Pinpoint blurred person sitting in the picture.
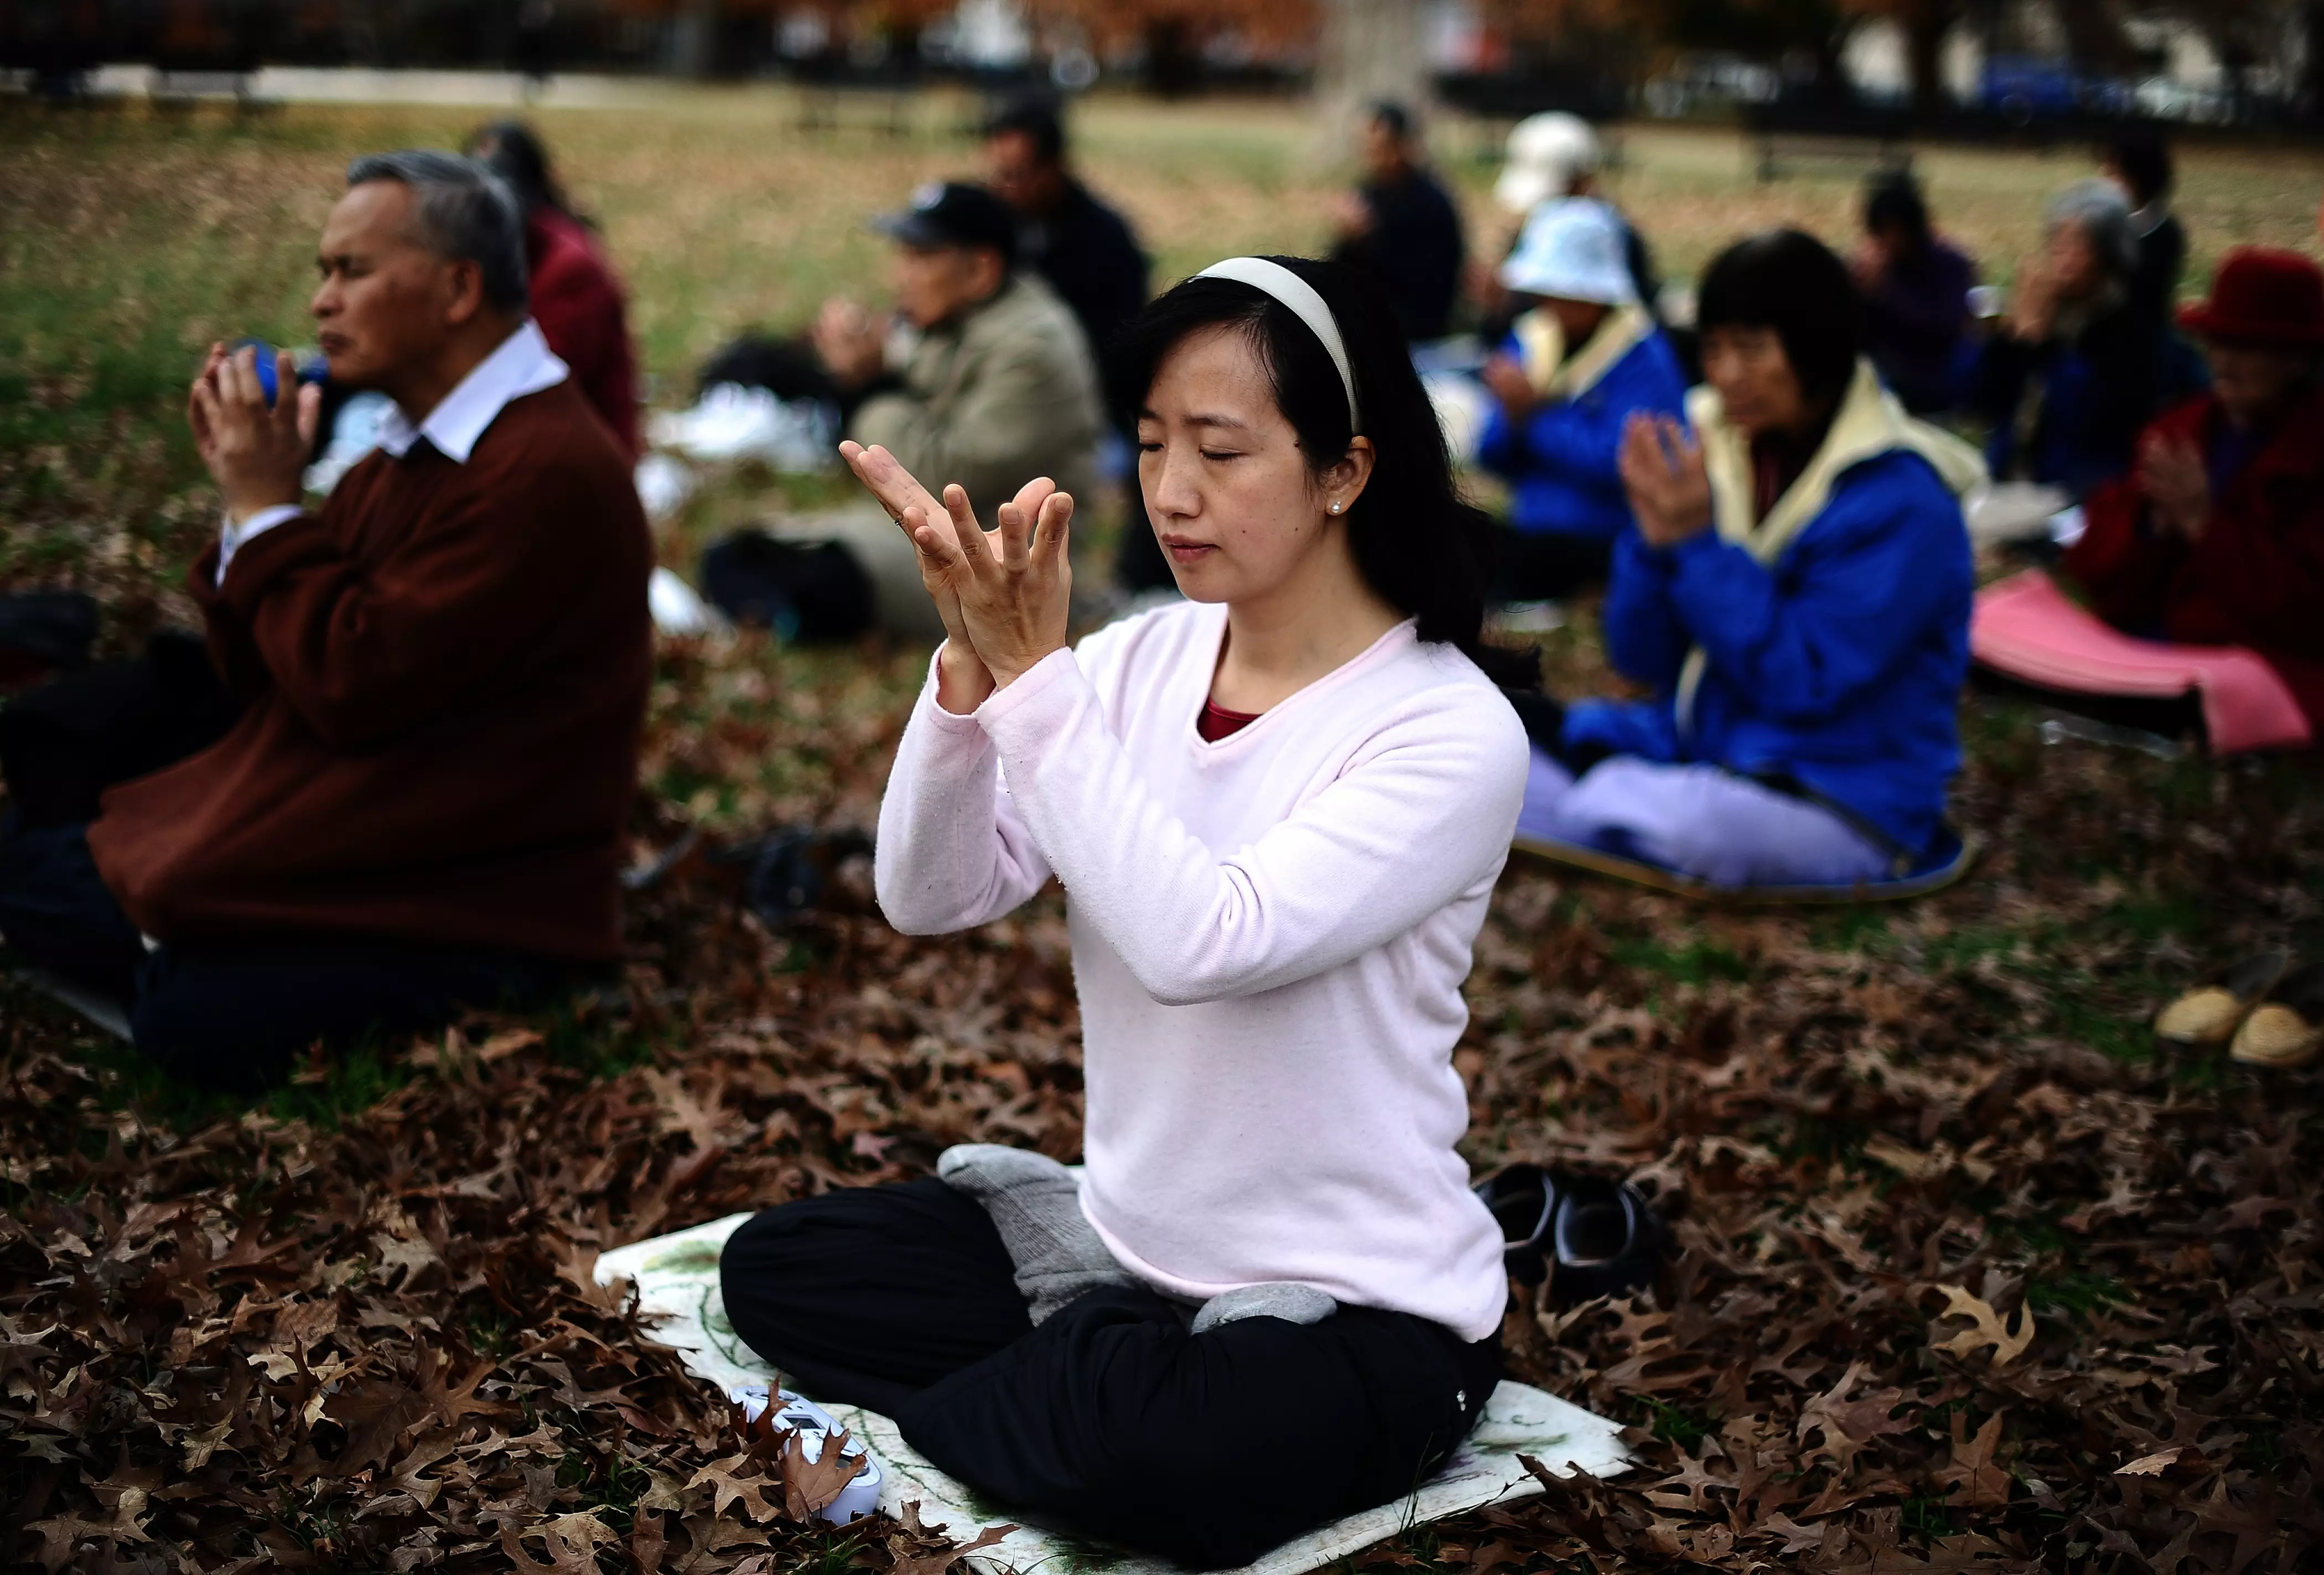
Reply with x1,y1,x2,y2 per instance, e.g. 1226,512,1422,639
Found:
1483,112,1657,334
1973,179,2166,497
788,181,1101,641
813,180,1102,533
1328,102,1465,346
0,150,651,1091
1475,199,1688,602
469,119,640,457
2102,129,2186,334
1513,231,1985,886
1854,170,1975,415
982,95,1163,595
983,95,1149,422
2043,249,2324,740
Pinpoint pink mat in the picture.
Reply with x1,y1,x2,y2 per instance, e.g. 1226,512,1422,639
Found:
1971,571,2312,754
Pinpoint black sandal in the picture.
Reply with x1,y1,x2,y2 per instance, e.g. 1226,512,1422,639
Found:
1474,1164,1666,1302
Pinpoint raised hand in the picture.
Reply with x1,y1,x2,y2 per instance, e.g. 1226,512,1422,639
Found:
188,343,321,523
1618,413,1713,549
839,442,1067,712
2138,430,2209,542
914,477,1073,693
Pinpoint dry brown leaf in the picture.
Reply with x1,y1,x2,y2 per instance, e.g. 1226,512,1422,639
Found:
1928,1285,2036,1366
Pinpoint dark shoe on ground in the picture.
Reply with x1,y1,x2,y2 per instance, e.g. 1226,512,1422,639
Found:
1474,1163,1664,1303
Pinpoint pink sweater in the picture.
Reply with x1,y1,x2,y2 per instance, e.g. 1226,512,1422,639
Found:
875,601,1528,1342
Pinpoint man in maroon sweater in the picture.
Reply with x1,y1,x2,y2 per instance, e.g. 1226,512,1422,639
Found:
0,150,651,1090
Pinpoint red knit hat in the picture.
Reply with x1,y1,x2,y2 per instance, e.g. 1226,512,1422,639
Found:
2180,247,2324,346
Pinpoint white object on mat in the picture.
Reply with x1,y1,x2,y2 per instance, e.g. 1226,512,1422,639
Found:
596,1212,1631,1575
728,1384,885,1525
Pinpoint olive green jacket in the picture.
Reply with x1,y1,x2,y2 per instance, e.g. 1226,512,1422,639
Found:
850,272,1104,527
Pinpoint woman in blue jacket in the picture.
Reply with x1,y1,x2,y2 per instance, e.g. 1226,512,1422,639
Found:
1516,230,1985,886
1476,198,1688,601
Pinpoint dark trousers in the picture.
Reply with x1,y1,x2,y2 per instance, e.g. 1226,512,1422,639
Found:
719,1178,1501,1571
1490,527,1612,604
0,820,585,1094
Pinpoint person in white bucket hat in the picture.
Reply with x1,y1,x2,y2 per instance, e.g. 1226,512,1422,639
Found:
1477,114,1658,335
1475,198,1688,600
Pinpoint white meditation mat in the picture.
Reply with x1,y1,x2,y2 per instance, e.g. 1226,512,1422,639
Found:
597,1211,1630,1575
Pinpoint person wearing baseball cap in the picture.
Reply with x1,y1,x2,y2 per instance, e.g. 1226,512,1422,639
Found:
810,180,1103,533
2058,247,2324,737
1474,197,1688,602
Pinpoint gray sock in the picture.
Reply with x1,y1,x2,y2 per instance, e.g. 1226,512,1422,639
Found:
1190,1282,1337,1334
937,1144,1134,1324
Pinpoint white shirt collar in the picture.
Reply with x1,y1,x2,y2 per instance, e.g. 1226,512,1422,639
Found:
375,319,568,463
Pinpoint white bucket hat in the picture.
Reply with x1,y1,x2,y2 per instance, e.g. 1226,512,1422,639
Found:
1498,197,1636,306
1494,112,1602,215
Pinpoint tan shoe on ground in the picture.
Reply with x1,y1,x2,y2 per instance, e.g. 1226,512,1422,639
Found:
2230,964,2324,1069
2156,950,2289,1044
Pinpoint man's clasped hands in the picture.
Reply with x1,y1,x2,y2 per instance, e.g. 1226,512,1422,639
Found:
840,442,1075,715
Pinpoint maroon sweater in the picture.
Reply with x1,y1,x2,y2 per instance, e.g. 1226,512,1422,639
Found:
90,380,652,962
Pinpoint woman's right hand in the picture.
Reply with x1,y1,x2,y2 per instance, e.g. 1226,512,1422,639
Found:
1618,413,1713,549
839,442,1061,712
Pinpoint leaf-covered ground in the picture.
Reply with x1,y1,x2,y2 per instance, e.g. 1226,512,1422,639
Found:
5,93,2324,1574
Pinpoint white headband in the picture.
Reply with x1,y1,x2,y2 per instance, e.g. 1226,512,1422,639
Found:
1194,256,1361,429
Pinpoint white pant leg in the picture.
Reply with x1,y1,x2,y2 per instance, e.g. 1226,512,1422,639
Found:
1539,757,1892,887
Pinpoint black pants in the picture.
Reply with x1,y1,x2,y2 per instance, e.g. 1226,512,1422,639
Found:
1489,527,1611,604
0,821,584,1093
719,1178,1501,1571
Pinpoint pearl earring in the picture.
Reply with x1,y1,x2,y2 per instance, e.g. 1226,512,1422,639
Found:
1329,501,1343,514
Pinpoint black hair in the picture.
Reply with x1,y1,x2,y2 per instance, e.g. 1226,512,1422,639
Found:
469,119,572,220
1114,256,1488,654
1697,229,1861,407
1863,169,1930,247
985,94,1066,164
1370,101,1412,142
2105,130,2172,207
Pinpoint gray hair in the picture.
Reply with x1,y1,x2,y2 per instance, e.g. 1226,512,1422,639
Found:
2043,179,2136,278
346,149,529,313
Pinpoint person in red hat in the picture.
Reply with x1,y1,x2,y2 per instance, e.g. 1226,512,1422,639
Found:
2059,246,2324,734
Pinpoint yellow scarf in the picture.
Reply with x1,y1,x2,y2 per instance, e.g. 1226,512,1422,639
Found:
1674,359,1986,735
1513,302,1655,403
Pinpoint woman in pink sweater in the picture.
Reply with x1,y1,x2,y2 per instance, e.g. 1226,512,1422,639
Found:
720,257,1528,1568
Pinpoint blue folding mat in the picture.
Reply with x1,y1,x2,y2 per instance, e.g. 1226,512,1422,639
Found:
1511,826,1981,905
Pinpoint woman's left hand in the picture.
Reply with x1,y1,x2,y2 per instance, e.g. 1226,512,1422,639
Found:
1618,413,1714,549
914,477,1075,689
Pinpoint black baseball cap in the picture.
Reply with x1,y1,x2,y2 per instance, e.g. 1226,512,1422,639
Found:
870,181,1018,265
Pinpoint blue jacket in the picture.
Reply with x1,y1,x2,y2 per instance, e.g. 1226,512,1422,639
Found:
1973,300,2174,496
1477,328,1688,543
1564,448,1973,858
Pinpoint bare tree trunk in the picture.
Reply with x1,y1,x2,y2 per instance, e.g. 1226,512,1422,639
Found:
1313,0,1433,159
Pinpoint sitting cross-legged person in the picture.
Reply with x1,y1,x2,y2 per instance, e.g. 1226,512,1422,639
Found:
718,258,1527,1569
0,150,651,1091
2044,248,2324,743
1475,197,1688,602
1514,230,1985,887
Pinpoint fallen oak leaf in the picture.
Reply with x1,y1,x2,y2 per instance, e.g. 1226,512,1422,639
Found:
1932,1410,2011,1507
686,1452,780,1522
891,1522,1018,1575
1928,1285,2035,1366
499,1510,622,1573
2116,1446,2184,1475
779,1424,870,1521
